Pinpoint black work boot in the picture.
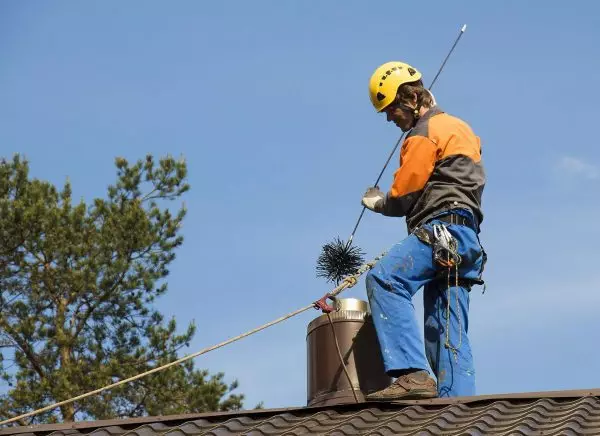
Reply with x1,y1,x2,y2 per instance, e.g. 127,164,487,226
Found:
365,370,438,401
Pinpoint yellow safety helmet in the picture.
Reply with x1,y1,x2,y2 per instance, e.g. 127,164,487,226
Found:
369,61,422,112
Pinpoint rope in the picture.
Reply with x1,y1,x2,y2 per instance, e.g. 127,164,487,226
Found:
444,262,462,362
0,252,384,427
326,313,360,404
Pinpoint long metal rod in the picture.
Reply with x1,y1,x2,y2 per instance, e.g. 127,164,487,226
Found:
430,24,467,91
347,24,467,245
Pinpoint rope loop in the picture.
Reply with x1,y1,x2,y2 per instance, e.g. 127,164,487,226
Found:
343,275,358,288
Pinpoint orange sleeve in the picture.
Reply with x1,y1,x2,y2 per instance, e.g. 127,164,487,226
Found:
391,135,437,197
380,135,438,217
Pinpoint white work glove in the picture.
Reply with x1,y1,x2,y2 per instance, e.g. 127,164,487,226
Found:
361,187,385,213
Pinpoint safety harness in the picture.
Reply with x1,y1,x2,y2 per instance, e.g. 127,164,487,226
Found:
413,214,485,361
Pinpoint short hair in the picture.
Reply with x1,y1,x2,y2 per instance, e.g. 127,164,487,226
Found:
396,79,434,108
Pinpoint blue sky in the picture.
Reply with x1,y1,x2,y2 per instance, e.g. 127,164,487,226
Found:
1,1,600,411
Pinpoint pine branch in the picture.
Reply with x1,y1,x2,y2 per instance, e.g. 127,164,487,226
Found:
73,252,134,340
0,318,46,380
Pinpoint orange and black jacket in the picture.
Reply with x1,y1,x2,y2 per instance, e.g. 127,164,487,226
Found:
379,106,485,233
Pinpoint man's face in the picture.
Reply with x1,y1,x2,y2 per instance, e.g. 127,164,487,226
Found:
382,93,418,132
383,104,414,131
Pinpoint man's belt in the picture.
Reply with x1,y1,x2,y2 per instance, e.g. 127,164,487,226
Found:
433,213,477,231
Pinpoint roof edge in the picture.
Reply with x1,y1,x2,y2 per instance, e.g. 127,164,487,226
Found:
0,406,308,435
2,387,600,435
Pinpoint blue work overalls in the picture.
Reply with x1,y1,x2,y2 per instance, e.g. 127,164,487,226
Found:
366,209,485,397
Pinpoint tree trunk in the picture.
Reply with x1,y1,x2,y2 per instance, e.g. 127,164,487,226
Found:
57,296,75,422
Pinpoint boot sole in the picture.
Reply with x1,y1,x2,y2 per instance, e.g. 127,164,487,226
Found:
365,390,438,402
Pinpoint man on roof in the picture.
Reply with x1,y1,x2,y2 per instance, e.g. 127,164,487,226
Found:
361,61,487,400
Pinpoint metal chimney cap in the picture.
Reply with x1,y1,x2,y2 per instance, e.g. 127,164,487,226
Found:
334,298,370,313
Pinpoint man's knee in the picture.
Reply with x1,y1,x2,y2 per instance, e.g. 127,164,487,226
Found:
366,267,394,297
365,269,379,301
366,265,414,301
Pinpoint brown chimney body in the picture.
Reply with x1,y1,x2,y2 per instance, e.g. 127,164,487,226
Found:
306,298,391,406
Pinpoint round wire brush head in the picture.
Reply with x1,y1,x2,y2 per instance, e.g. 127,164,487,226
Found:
316,237,366,284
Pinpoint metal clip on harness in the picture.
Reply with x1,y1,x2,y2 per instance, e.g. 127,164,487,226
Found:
433,223,462,268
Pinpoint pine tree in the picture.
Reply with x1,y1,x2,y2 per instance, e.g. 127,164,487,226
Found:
0,154,244,425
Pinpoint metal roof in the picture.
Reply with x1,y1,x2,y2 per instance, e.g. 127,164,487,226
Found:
2,388,600,436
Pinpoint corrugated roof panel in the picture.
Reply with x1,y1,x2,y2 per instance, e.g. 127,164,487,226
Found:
2,391,600,436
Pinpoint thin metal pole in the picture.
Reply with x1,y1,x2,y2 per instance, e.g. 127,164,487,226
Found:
347,24,468,245
430,24,467,91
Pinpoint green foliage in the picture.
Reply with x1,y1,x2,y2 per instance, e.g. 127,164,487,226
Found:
0,154,245,425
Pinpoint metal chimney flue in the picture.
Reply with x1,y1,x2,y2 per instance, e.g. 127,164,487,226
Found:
306,298,391,406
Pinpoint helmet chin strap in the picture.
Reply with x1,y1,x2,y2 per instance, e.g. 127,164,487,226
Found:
400,89,437,129
399,100,422,129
